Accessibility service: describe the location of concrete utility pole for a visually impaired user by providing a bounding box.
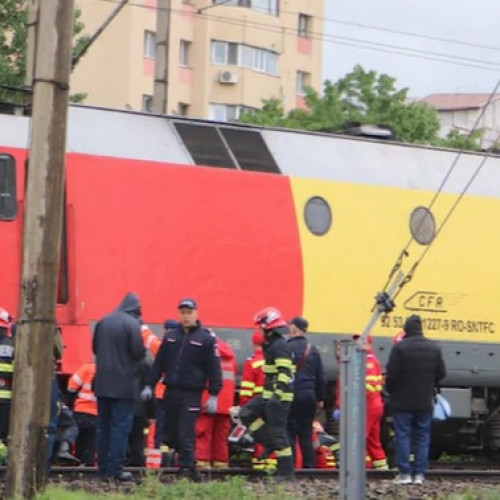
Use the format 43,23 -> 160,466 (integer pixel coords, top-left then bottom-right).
5,0 -> 74,498
153,0 -> 171,114
338,272 -> 403,500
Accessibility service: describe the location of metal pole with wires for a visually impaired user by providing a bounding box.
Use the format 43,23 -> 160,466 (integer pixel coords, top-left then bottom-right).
339,273 -> 403,500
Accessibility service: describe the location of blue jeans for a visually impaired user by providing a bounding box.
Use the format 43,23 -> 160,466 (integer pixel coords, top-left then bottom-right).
97,397 -> 134,478
392,410 -> 432,475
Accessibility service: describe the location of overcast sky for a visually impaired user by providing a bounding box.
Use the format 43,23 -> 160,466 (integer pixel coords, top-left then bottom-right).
322,0 -> 500,99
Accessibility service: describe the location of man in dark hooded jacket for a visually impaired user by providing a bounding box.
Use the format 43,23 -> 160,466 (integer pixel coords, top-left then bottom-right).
385,314 -> 446,485
93,292 -> 145,481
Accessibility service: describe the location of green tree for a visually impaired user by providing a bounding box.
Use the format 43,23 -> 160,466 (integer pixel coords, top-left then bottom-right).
432,128 -> 485,151
0,2 -> 89,105
239,65 -> 442,145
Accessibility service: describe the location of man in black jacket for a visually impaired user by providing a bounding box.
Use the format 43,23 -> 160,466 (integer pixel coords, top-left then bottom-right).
287,316 -> 325,468
385,314 -> 446,485
146,298 -> 222,481
93,292 -> 145,481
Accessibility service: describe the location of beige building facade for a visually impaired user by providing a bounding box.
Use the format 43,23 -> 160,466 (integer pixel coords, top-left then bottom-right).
72,0 -> 324,120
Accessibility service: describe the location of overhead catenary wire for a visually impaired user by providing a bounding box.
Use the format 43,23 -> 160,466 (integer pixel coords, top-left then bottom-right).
380,79 -> 500,302
92,0 -> 500,73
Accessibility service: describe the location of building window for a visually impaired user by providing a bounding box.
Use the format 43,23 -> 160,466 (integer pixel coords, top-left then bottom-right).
212,41 -> 238,65
178,102 -> 189,116
298,14 -> 311,37
179,40 -> 191,66
144,30 -> 156,58
211,40 -> 278,75
296,71 -> 310,95
209,104 -> 256,122
142,94 -> 153,112
212,0 -> 278,15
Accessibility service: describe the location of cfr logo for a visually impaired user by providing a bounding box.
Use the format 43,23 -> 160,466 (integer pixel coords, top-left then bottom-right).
404,292 -> 447,313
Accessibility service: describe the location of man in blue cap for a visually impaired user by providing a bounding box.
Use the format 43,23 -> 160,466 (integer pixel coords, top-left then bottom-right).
144,298 -> 222,481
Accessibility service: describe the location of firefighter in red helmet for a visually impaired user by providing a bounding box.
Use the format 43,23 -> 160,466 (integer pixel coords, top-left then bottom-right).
239,307 -> 295,481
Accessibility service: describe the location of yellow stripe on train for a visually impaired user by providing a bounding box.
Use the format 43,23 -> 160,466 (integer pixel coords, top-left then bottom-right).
290,177 -> 500,342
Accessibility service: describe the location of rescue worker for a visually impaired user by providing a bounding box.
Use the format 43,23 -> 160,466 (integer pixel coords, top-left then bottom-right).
53,402 -> 81,465
67,362 -> 97,466
239,331 -> 276,471
239,307 -> 295,481
239,331 -> 265,406
287,316 -> 325,468
144,298 -> 222,482
93,292 -> 145,481
332,334 -> 388,470
312,420 -> 338,469
0,308 -> 14,441
353,334 -> 388,470
196,337 -> 237,468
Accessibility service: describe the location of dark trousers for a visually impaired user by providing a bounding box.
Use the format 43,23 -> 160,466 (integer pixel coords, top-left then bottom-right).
288,393 -> 316,468
127,415 -> 147,467
154,399 -> 165,448
97,397 -> 134,478
74,412 -> 97,466
162,389 -> 201,468
240,395 -> 293,477
392,410 -> 433,475
0,402 -> 11,441
47,377 -> 59,465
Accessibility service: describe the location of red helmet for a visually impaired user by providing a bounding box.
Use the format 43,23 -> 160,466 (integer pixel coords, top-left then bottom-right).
0,308 -> 11,328
253,307 -> 287,331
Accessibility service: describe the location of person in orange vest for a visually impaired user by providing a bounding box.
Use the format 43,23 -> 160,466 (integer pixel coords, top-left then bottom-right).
332,335 -> 388,470
312,420 -> 337,469
238,331 -> 277,471
354,334 -> 388,470
67,362 -> 98,466
239,331 -> 265,406
196,336 -> 236,468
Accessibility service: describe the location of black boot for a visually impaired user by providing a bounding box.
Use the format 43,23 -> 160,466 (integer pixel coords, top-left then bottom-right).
56,442 -> 81,466
275,455 -> 295,482
178,467 -> 202,483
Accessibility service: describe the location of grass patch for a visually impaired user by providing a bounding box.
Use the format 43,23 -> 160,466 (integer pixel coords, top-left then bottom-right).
36,476 -> 300,500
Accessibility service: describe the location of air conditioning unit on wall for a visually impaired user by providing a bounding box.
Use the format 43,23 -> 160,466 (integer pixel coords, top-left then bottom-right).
218,70 -> 238,84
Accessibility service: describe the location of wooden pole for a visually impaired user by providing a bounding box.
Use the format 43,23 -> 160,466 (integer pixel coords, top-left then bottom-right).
5,0 -> 74,498
153,0 -> 171,114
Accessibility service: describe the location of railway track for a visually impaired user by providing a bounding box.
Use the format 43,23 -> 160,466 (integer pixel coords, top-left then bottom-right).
0,465 -> 496,483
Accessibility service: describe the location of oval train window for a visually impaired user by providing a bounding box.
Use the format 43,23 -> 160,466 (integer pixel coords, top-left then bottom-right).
410,207 -> 435,245
304,196 -> 332,236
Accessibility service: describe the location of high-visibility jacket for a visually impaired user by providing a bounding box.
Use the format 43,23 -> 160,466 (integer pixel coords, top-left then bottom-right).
239,350 -> 265,406
365,350 -> 384,410
0,335 -> 14,401
201,339 -> 236,414
262,333 -> 295,403
141,324 -> 165,399
67,363 -> 97,416
334,350 -> 384,410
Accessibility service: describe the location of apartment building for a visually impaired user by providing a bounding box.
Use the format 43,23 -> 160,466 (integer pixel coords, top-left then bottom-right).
72,0 -> 324,120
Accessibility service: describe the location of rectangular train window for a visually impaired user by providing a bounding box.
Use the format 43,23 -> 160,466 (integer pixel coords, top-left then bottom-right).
174,122 -> 237,169
0,154 -> 16,220
219,128 -> 281,174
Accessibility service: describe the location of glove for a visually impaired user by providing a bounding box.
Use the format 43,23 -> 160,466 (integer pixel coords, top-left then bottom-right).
205,395 -> 218,414
332,408 -> 341,421
140,385 -> 152,401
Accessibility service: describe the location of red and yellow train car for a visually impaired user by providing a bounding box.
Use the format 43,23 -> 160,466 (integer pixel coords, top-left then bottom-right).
2,106 -> 500,457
